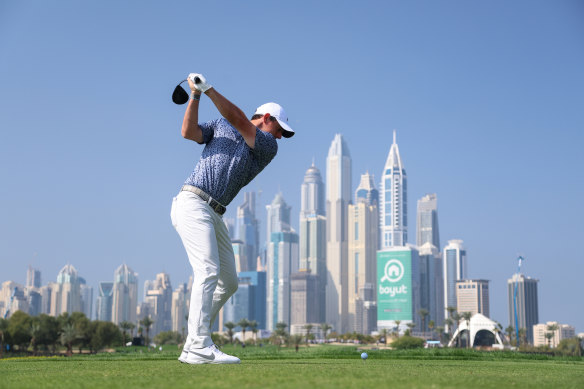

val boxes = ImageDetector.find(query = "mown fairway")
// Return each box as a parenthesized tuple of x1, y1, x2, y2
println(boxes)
(1, 346, 583, 389)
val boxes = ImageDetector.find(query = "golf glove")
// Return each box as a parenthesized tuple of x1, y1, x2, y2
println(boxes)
(188, 73, 212, 93)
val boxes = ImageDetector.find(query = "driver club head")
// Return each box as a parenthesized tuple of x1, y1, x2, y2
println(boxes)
(172, 76, 202, 105)
(172, 80, 189, 105)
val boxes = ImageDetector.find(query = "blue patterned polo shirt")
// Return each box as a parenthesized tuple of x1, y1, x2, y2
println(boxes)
(184, 118, 278, 206)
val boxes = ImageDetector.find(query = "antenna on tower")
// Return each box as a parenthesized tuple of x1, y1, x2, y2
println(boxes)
(393, 129, 397, 144)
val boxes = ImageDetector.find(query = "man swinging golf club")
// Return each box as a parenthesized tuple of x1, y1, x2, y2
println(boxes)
(171, 73, 294, 364)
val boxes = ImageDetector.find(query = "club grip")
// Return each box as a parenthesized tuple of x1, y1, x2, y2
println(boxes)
(194, 76, 201, 84)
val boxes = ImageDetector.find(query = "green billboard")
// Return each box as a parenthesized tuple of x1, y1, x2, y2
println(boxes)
(377, 249, 412, 324)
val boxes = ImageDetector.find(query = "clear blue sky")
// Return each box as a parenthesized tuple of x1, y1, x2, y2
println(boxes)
(1, 1, 583, 331)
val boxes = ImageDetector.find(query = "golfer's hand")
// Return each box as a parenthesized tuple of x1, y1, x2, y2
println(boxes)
(188, 73, 212, 93)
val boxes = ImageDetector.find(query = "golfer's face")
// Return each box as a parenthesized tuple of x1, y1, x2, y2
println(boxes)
(268, 120, 283, 139)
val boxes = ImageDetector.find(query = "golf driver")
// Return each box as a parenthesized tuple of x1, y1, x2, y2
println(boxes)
(172, 76, 201, 105)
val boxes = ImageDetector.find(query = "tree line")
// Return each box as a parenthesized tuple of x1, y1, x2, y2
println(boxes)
(0, 311, 185, 357)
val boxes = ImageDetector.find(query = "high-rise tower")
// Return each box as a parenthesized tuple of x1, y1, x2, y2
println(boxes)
(237, 192, 260, 271)
(26, 265, 41, 289)
(298, 163, 326, 323)
(51, 264, 82, 316)
(96, 281, 114, 322)
(443, 240, 467, 322)
(266, 193, 292, 239)
(508, 274, 539, 344)
(417, 194, 440, 250)
(380, 131, 407, 248)
(326, 134, 352, 333)
(348, 173, 379, 333)
(112, 264, 138, 325)
(301, 162, 326, 218)
(267, 231, 299, 330)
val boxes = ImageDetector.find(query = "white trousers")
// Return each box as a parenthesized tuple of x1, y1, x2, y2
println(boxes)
(170, 191, 238, 349)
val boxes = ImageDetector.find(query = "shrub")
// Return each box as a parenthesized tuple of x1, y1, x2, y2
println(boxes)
(391, 335, 425, 350)
(555, 338, 583, 357)
(153, 331, 183, 345)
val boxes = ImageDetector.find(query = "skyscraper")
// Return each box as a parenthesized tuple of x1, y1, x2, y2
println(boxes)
(443, 240, 467, 322)
(326, 134, 352, 333)
(290, 270, 319, 326)
(418, 242, 444, 328)
(299, 163, 326, 323)
(380, 130, 407, 248)
(79, 277, 93, 320)
(301, 162, 326, 218)
(266, 193, 292, 238)
(237, 192, 260, 272)
(51, 264, 82, 316)
(26, 265, 41, 289)
(144, 273, 173, 336)
(0, 281, 28, 318)
(508, 273, 539, 344)
(348, 172, 379, 333)
(96, 281, 114, 322)
(112, 264, 138, 325)
(267, 231, 299, 330)
(223, 271, 266, 330)
(456, 279, 489, 317)
(416, 194, 440, 250)
(171, 283, 188, 335)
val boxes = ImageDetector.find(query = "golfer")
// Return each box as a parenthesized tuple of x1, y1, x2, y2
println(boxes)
(171, 73, 294, 364)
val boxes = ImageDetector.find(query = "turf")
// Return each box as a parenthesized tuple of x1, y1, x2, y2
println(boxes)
(1, 346, 583, 389)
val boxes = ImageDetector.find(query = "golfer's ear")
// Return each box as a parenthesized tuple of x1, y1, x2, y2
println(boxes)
(263, 113, 271, 123)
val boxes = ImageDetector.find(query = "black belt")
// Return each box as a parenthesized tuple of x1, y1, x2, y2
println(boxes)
(181, 185, 226, 215)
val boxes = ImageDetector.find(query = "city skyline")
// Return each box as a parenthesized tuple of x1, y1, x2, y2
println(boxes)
(1, 1, 583, 332)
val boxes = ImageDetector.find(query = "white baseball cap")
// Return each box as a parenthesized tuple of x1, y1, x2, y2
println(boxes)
(254, 102, 295, 138)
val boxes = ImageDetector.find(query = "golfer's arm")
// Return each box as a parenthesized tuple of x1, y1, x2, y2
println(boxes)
(205, 88, 256, 148)
(181, 97, 205, 143)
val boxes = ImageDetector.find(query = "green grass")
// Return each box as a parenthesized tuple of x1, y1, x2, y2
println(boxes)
(1, 345, 583, 389)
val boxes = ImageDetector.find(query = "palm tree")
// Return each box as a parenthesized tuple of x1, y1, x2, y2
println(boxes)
(435, 326, 445, 343)
(394, 320, 402, 338)
(545, 332, 554, 348)
(444, 318, 454, 342)
(248, 320, 258, 345)
(518, 328, 527, 348)
(60, 323, 78, 356)
(224, 322, 236, 344)
(320, 323, 331, 341)
(461, 312, 473, 348)
(303, 324, 313, 345)
(140, 317, 154, 347)
(546, 324, 559, 348)
(275, 322, 288, 347)
(406, 322, 416, 336)
(505, 325, 515, 345)
(291, 334, 303, 352)
(428, 320, 435, 338)
(29, 322, 41, 355)
(119, 321, 134, 346)
(418, 309, 429, 333)
(446, 307, 457, 337)
(237, 318, 250, 343)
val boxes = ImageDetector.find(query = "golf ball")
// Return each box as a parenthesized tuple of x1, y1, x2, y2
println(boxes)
(361, 352, 368, 360)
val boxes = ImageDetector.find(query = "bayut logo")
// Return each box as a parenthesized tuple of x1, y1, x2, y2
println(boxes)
(379, 258, 408, 297)
(381, 259, 404, 283)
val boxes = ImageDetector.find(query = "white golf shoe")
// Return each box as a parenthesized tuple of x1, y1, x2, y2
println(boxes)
(182, 344, 240, 365)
